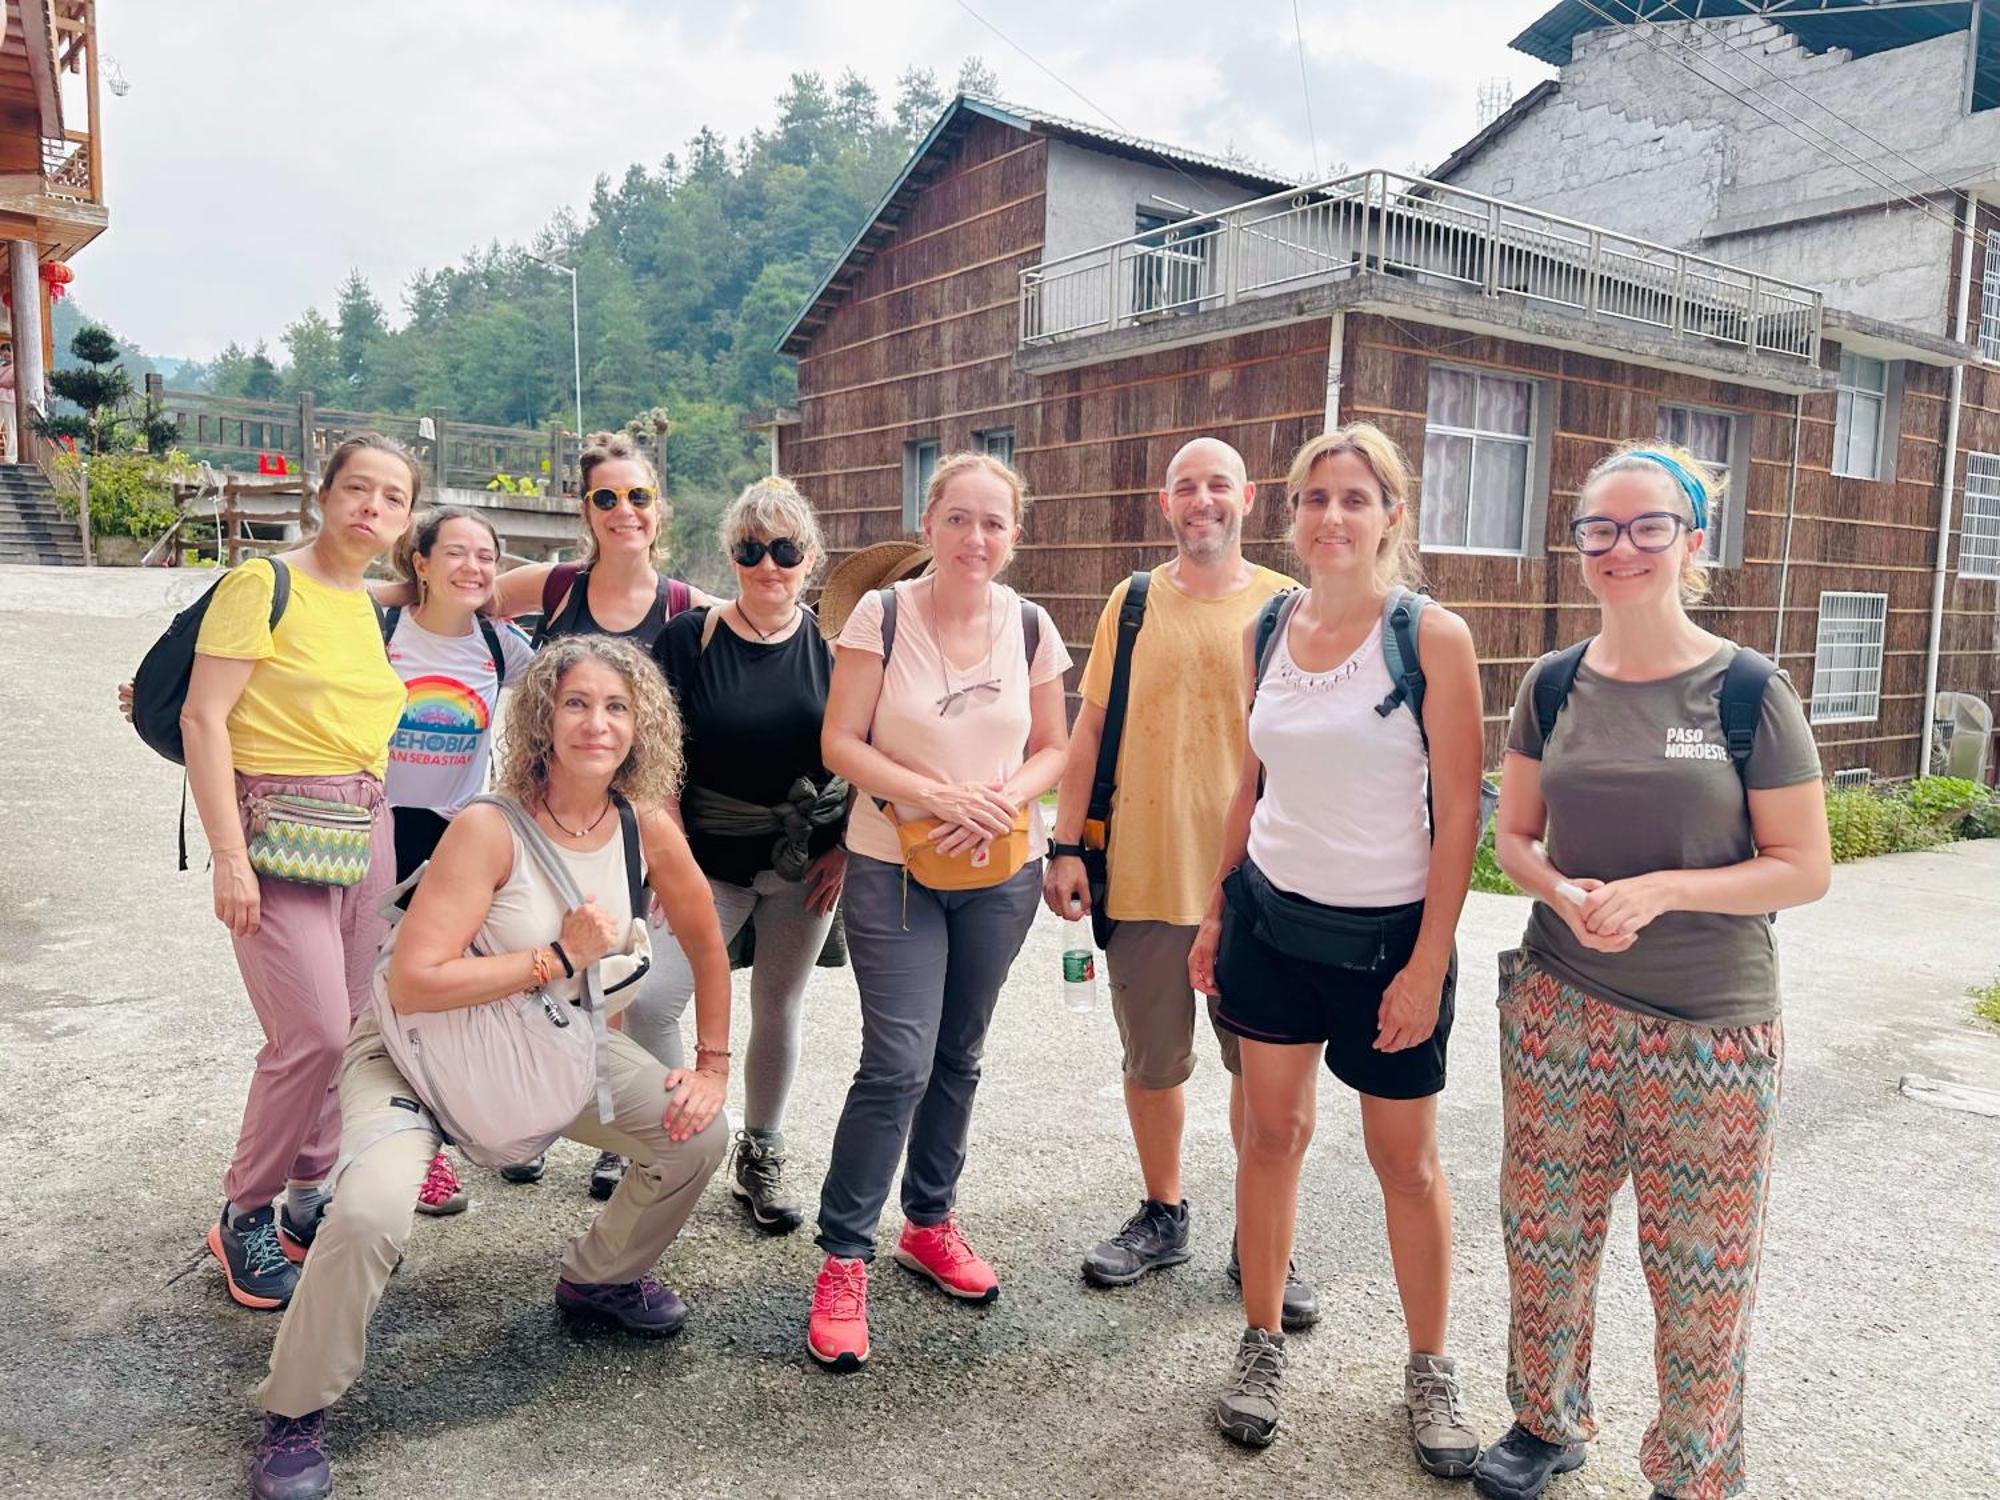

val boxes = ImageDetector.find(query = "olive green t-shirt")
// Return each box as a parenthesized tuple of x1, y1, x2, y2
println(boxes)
(1506, 643, 1822, 1026)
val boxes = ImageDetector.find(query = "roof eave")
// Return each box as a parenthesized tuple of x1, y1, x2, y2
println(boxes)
(1429, 79, 1559, 182)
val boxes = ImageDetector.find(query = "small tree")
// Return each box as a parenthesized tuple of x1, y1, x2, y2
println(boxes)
(37, 322, 178, 563)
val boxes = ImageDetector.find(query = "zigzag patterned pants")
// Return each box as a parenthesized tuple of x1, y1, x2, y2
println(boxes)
(1497, 950, 1782, 1500)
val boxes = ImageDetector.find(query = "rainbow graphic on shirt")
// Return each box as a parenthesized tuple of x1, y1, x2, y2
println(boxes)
(390, 674, 489, 765)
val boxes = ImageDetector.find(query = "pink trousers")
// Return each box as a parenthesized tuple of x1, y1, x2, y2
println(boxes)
(221, 772, 392, 1210)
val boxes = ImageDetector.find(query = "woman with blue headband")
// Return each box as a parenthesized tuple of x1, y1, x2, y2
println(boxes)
(1476, 442, 1831, 1500)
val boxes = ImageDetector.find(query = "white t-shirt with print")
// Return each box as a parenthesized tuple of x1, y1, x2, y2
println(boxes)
(384, 612, 536, 816)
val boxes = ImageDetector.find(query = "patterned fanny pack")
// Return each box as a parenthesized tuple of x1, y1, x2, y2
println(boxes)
(246, 792, 376, 887)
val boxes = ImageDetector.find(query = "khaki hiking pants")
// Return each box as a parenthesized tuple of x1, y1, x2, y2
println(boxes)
(259, 1010, 728, 1417)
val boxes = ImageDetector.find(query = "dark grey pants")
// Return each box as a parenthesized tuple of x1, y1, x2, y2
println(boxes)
(815, 854, 1042, 1261)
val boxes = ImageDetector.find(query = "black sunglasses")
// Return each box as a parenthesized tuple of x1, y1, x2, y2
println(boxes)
(587, 485, 657, 511)
(732, 536, 807, 568)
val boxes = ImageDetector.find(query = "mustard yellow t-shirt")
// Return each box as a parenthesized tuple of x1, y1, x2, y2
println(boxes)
(1078, 563, 1296, 925)
(194, 558, 406, 779)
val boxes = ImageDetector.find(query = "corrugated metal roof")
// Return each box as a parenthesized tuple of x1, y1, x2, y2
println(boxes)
(775, 94, 1297, 357)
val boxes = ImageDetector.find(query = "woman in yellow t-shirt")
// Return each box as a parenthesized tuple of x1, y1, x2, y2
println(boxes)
(183, 434, 416, 1313)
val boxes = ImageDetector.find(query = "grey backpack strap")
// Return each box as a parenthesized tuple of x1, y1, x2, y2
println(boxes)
(877, 587, 898, 662)
(1376, 586, 1431, 749)
(468, 793, 616, 1125)
(1252, 590, 1305, 688)
(1021, 599, 1041, 670)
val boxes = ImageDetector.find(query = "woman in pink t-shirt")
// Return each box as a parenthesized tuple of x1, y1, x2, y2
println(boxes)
(804, 453, 1071, 1372)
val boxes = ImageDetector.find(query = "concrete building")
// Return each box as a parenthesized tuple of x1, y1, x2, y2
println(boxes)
(774, 91, 1996, 777)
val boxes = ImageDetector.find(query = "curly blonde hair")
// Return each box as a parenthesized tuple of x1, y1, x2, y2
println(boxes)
(496, 636, 682, 807)
(576, 430, 668, 565)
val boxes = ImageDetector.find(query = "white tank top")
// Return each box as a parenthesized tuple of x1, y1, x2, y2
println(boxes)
(1245, 618, 1431, 907)
(483, 812, 640, 1007)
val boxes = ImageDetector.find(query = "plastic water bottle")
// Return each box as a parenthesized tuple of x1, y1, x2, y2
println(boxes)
(1061, 900, 1097, 1014)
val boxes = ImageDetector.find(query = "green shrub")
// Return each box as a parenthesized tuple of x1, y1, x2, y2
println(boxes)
(1878, 790, 1949, 855)
(1964, 787, 2000, 841)
(1470, 828, 1519, 895)
(1825, 786, 1890, 862)
(47, 448, 193, 540)
(1905, 776, 1985, 832)
(1971, 976, 2000, 1029)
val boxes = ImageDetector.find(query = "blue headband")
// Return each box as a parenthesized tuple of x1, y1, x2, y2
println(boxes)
(1623, 449, 1709, 533)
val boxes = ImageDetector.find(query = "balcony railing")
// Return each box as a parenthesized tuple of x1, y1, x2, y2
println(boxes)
(40, 133, 94, 204)
(1020, 170, 1823, 363)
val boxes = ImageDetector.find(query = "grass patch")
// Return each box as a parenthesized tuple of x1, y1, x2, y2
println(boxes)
(1972, 977, 2000, 1030)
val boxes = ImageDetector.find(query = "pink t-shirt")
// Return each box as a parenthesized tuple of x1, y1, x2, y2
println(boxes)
(838, 578, 1073, 867)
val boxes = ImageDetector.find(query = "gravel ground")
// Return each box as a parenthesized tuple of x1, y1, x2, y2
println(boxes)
(2, 564, 1996, 1500)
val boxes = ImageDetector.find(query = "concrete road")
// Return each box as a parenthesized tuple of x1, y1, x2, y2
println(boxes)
(2, 564, 1997, 1500)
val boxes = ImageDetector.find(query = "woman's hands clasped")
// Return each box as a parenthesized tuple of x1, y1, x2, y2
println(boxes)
(922, 780, 1019, 859)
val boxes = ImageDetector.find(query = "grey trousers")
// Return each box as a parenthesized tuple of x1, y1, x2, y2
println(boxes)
(623, 867, 835, 1132)
(815, 854, 1042, 1261)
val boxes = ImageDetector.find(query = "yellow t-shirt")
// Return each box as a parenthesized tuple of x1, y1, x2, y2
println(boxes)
(1077, 562, 1297, 925)
(194, 558, 406, 779)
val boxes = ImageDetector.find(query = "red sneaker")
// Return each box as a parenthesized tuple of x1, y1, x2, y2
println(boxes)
(415, 1150, 468, 1217)
(807, 1255, 870, 1371)
(894, 1215, 999, 1303)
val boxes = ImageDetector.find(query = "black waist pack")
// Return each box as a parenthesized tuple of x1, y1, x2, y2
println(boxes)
(1225, 860, 1422, 974)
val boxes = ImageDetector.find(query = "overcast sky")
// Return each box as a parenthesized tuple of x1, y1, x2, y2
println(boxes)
(87, 0, 1556, 361)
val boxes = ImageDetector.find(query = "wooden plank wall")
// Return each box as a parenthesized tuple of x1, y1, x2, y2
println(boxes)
(1945, 199, 2000, 781)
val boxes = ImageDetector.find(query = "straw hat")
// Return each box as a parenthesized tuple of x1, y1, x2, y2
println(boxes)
(816, 539, 932, 638)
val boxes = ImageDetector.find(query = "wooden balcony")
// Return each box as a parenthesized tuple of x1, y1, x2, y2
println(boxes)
(0, 0, 107, 258)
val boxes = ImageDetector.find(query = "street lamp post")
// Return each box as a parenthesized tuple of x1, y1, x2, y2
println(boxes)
(528, 253, 583, 440)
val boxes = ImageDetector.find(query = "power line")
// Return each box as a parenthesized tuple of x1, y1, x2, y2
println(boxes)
(1292, 0, 1322, 178)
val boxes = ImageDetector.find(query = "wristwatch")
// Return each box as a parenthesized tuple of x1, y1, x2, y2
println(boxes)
(1049, 842, 1087, 859)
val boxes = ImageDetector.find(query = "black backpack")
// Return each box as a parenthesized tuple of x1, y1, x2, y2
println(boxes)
(131, 557, 292, 765)
(380, 605, 510, 689)
(1532, 637, 1777, 782)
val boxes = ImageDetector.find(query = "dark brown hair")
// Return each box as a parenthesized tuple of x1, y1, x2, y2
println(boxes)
(392, 505, 502, 594)
(322, 432, 423, 503)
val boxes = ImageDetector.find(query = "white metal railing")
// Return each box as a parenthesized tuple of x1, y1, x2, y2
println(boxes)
(1019, 170, 1822, 362)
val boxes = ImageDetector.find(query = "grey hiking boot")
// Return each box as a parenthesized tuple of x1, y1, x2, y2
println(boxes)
(1405, 1352, 1480, 1477)
(731, 1129, 804, 1234)
(1215, 1326, 1286, 1447)
(1227, 1239, 1320, 1331)
(1083, 1198, 1190, 1286)
(587, 1151, 627, 1201)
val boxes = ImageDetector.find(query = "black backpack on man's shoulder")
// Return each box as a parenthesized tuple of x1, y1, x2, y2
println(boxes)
(131, 558, 292, 765)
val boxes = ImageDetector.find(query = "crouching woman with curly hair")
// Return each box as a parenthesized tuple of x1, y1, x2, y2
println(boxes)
(246, 636, 732, 1500)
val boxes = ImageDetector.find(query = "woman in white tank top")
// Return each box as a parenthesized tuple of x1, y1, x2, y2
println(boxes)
(246, 637, 734, 1500)
(1188, 426, 1488, 1464)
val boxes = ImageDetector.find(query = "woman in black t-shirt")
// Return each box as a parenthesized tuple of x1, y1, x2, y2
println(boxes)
(633, 476, 848, 1235)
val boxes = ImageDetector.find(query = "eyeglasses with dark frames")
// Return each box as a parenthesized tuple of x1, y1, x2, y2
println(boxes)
(1569, 511, 1688, 556)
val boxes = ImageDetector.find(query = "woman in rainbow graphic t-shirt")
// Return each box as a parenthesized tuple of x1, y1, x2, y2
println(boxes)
(381, 505, 536, 1214)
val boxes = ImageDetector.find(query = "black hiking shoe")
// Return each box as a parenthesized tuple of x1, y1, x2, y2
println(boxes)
(730, 1130, 805, 1234)
(1082, 1198, 1191, 1286)
(207, 1203, 298, 1311)
(588, 1151, 627, 1201)
(1473, 1423, 1586, 1499)
(1226, 1238, 1320, 1331)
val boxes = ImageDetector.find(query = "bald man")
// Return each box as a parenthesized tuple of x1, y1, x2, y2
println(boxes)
(1045, 438, 1316, 1327)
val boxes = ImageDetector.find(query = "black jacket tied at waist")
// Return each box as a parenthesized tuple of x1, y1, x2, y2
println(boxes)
(680, 775, 850, 882)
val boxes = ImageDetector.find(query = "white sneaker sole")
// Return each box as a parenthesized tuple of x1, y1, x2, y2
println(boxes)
(891, 1248, 999, 1303)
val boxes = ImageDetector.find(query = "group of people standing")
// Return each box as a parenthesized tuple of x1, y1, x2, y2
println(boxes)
(153, 417, 1829, 1500)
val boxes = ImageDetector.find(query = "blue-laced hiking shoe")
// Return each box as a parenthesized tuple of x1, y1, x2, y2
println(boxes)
(1226, 1239, 1320, 1331)
(250, 1409, 331, 1500)
(208, 1204, 298, 1310)
(276, 1201, 324, 1266)
(555, 1274, 688, 1337)
(1083, 1198, 1191, 1286)
(1473, 1423, 1586, 1500)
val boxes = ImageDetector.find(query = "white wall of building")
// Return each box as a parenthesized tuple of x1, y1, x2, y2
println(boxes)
(1040, 140, 1269, 264)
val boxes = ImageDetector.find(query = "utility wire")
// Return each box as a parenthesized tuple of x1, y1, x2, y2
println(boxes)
(1293, 0, 1322, 179)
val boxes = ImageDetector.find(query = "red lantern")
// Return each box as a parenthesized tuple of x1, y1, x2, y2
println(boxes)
(38, 261, 72, 301)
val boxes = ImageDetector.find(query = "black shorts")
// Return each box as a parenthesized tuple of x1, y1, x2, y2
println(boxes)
(392, 805, 451, 885)
(1212, 863, 1455, 1100)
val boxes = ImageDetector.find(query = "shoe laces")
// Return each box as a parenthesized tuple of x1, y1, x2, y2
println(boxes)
(240, 1216, 290, 1279)
(262, 1411, 327, 1458)
(1229, 1333, 1285, 1400)
(735, 1132, 784, 1196)
(1410, 1364, 1469, 1429)
(593, 1151, 625, 1177)
(920, 1215, 980, 1270)
(420, 1153, 460, 1203)
(1112, 1200, 1174, 1248)
(813, 1259, 868, 1320)
(632, 1273, 668, 1310)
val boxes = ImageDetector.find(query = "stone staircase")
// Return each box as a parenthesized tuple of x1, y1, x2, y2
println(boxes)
(0, 463, 86, 565)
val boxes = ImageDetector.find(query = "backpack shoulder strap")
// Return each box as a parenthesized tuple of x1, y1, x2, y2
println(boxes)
(380, 604, 402, 647)
(699, 604, 722, 653)
(1375, 586, 1432, 748)
(612, 792, 644, 917)
(1020, 599, 1042, 672)
(532, 562, 581, 648)
(1086, 571, 1151, 828)
(877, 586, 898, 663)
(475, 615, 506, 687)
(665, 576, 691, 617)
(264, 557, 292, 630)
(1533, 639, 1593, 750)
(1718, 646, 1778, 778)
(1252, 589, 1301, 688)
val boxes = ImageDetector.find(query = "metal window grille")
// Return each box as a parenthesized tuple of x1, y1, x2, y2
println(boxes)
(1982, 237, 2000, 363)
(1655, 404, 1733, 563)
(1809, 591, 1888, 725)
(1961, 452, 2000, 580)
(1831, 767, 1872, 789)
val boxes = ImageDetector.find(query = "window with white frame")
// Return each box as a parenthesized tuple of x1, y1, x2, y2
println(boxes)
(901, 439, 939, 531)
(1421, 367, 1537, 552)
(1655, 404, 1734, 564)
(1960, 452, 2000, 580)
(977, 427, 1015, 467)
(1981, 236, 2000, 363)
(1833, 353, 1887, 480)
(1809, 591, 1888, 724)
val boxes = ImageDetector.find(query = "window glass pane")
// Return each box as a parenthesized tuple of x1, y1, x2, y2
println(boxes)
(1475, 375, 1532, 436)
(1427, 367, 1476, 428)
(1420, 432, 1472, 547)
(1845, 393, 1881, 480)
(1469, 438, 1529, 549)
(1839, 352, 1886, 394)
(1686, 410, 1731, 463)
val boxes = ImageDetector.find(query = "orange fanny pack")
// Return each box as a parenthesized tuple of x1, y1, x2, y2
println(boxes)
(881, 802, 1034, 891)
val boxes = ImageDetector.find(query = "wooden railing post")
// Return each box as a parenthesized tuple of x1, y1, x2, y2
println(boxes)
(547, 421, 564, 497)
(297, 391, 317, 487)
